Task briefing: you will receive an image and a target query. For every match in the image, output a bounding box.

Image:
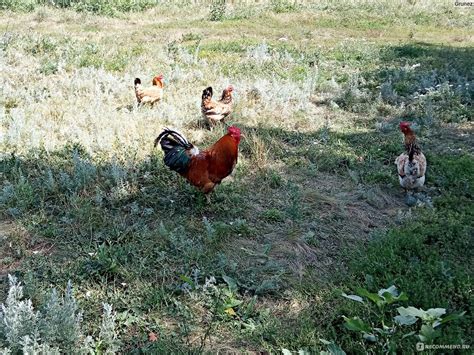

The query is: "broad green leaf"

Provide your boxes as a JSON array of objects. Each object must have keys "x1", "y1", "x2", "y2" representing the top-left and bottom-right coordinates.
[
  {"x1": 363, "y1": 333, "x2": 377, "y2": 342},
  {"x1": 341, "y1": 293, "x2": 364, "y2": 303},
  {"x1": 382, "y1": 291, "x2": 409, "y2": 305},
  {"x1": 397, "y1": 306, "x2": 426, "y2": 319},
  {"x1": 402, "y1": 331, "x2": 416, "y2": 339},
  {"x1": 394, "y1": 315, "x2": 418, "y2": 326},
  {"x1": 378, "y1": 285, "x2": 398, "y2": 297},
  {"x1": 357, "y1": 288, "x2": 384, "y2": 306},
  {"x1": 319, "y1": 340, "x2": 346, "y2": 355},
  {"x1": 396, "y1": 291, "x2": 409, "y2": 302},
  {"x1": 425, "y1": 308, "x2": 446, "y2": 319},
  {"x1": 440, "y1": 311, "x2": 466, "y2": 325},
  {"x1": 222, "y1": 275, "x2": 238, "y2": 293},
  {"x1": 343, "y1": 316, "x2": 372, "y2": 333},
  {"x1": 223, "y1": 298, "x2": 243, "y2": 308},
  {"x1": 418, "y1": 324, "x2": 440, "y2": 343},
  {"x1": 223, "y1": 288, "x2": 233, "y2": 298},
  {"x1": 381, "y1": 292, "x2": 395, "y2": 304}
]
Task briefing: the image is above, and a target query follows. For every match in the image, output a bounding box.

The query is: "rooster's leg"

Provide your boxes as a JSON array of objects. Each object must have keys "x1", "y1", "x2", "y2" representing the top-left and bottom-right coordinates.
[{"x1": 205, "y1": 194, "x2": 211, "y2": 204}]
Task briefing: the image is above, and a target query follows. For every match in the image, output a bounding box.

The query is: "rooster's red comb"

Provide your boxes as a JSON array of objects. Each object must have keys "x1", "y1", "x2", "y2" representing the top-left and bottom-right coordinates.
[{"x1": 227, "y1": 125, "x2": 240, "y2": 135}]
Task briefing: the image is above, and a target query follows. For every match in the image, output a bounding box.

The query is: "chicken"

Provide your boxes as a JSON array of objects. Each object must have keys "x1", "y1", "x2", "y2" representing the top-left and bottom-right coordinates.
[
  {"x1": 134, "y1": 75, "x2": 164, "y2": 106},
  {"x1": 395, "y1": 121, "x2": 427, "y2": 191},
  {"x1": 155, "y1": 126, "x2": 241, "y2": 202},
  {"x1": 201, "y1": 85, "x2": 234, "y2": 128}
]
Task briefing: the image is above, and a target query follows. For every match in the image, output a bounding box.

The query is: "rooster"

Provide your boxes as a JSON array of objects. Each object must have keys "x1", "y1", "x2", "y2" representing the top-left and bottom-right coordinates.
[
  {"x1": 201, "y1": 85, "x2": 234, "y2": 128},
  {"x1": 155, "y1": 126, "x2": 242, "y2": 202},
  {"x1": 395, "y1": 121, "x2": 427, "y2": 192},
  {"x1": 134, "y1": 75, "x2": 164, "y2": 106}
]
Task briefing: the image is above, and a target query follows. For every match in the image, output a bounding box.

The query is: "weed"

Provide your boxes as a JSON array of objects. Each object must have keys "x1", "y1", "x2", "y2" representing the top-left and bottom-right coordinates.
[
  {"x1": 270, "y1": 0, "x2": 299, "y2": 14},
  {"x1": 209, "y1": 0, "x2": 226, "y2": 21},
  {"x1": 262, "y1": 208, "x2": 285, "y2": 222},
  {"x1": 340, "y1": 285, "x2": 465, "y2": 352}
]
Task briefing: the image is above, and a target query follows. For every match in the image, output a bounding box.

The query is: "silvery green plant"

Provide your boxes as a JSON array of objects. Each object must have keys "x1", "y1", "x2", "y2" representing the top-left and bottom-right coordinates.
[
  {"x1": 0, "y1": 275, "x2": 119, "y2": 353},
  {"x1": 0, "y1": 275, "x2": 39, "y2": 353},
  {"x1": 96, "y1": 303, "x2": 120, "y2": 354},
  {"x1": 246, "y1": 43, "x2": 272, "y2": 63},
  {"x1": 1, "y1": 31, "x2": 324, "y2": 159},
  {"x1": 336, "y1": 73, "x2": 370, "y2": 112},
  {"x1": 39, "y1": 281, "x2": 82, "y2": 349}
]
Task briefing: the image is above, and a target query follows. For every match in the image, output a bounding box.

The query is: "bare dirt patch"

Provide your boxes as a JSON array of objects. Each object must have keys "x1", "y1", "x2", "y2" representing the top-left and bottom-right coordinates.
[
  {"x1": 0, "y1": 219, "x2": 54, "y2": 279},
  {"x1": 224, "y1": 172, "x2": 403, "y2": 290}
]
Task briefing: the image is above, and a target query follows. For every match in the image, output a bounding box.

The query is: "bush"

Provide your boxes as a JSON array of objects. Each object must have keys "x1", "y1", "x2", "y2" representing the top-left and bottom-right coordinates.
[
  {"x1": 0, "y1": 275, "x2": 119, "y2": 353},
  {"x1": 270, "y1": 0, "x2": 299, "y2": 14},
  {"x1": 0, "y1": 0, "x2": 159, "y2": 15},
  {"x1": 209, "y1": 0, "x2": 226, "y2": 21},
  {"x1": 0, "y1": 0, "x2": 38, "y2": 12}
]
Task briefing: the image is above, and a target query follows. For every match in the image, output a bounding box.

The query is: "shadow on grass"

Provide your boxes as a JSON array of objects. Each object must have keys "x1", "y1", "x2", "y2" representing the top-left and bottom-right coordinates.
[
  {"x1": 0, "y1": 127, "x2": 471, "y2": 352},
  {"x1": 0, "y1": 124, "x2": 403, "y2": 287},
  {"x1": 381, "y1": 42, "x2": 473, "y2": 73},
  {"x1": 0, "y1": 124, "x2": 407, "y2": 350}
]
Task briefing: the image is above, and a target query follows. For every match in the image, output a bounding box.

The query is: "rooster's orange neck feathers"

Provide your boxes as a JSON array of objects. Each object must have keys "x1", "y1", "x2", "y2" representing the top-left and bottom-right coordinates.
[
  {"x1": 220, "y1": 89, "x2": 233, "y2": 104},
  {"x1": 152, "y1": 76, "x2": 164, "y2": 88},
  {"x1": 402, "y1": 128, "x2": 420, "y2": 161},
  {"x1": 403, "y1": 129, "x2": 416, "y2": 146}
]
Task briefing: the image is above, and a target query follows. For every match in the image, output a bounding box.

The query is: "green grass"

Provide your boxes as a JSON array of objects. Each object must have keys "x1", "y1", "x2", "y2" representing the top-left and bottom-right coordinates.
[{"x1": 0, "y1": 0, "x2": 473, "y2": 353}]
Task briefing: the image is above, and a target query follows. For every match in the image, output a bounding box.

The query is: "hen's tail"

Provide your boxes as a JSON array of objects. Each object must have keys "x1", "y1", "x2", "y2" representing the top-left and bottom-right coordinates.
[
  {"x1": 134, "y1": 78, "x2": 143, "y2": 103},
  {"x1": 202, "y1": 86, "x2": 213, "y2": 104},
  {"x1": 155, "y1": 129, "x2": 194, "y2": 174}
]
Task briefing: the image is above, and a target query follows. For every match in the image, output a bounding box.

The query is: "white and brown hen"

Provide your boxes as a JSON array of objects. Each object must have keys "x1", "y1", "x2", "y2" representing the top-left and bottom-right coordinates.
[
  {"x1": 395, "y1": 121, "x2": 427, "y2": 191},
  {"x1": 134, "y1": 75, "x2": 164, "y2": 106},
  {"x1": 201, "y1": 85, "x2": 233, "y2": 128}
]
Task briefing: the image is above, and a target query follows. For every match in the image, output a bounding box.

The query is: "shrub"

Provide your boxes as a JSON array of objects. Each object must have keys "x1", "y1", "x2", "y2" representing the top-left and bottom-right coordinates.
[
  {"x1": 0, "y1": 0, "x2": 38, "y2": 12},
  {"x1": 269, "y1": 0, "x2": 299, "y2": 14},
  {"x1": 0, "y1": 0, "x2": 159, "y2": 15},
  {"x1": 209, "y1": 0, "x2": 226, "y2": 21},
  {"x1": 0, "y1": 275, "x2": 119, "y2": 353}
]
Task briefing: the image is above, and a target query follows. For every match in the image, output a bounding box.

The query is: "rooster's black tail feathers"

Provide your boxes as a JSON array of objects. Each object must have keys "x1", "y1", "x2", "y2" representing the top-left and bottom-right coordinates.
[
  {"x1": 155, "y1": 129, "x2": 193, "y2": 174},
  {"x1": 154, "y1": 129, "x2": 191, "y2": 149}
]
